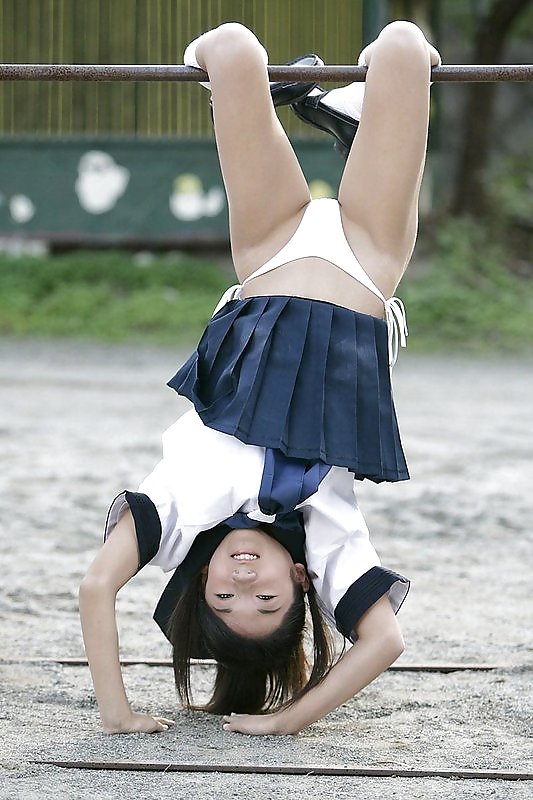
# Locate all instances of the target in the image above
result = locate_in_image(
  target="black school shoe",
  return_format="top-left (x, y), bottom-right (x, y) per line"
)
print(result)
top-left (270, 53), bottom-right (324, 107)
top-left (291, 89), bottom-right (360, 159)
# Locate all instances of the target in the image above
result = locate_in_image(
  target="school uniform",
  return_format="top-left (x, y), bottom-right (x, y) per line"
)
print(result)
top-left (105, 198), bottom-right (410, 646)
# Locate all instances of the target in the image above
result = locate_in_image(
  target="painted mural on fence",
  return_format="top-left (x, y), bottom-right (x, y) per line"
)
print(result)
top-left (0, 138), bottom-right (340, 243)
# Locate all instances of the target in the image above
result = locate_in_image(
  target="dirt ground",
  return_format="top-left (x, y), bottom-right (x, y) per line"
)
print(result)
top-left (0, 339), bottom-right (532, 800)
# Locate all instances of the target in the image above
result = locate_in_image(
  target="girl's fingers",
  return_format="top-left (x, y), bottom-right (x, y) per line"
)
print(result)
top-left (154, 717), bottom-right (175, 726)
top-left (143, 715), bottom-right (174, 732)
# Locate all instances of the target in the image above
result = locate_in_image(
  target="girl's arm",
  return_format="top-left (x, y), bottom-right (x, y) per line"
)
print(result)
top-left (79, 511), bottom-right (174, 733)
top-left (222, 595), bottom-right (403, 735)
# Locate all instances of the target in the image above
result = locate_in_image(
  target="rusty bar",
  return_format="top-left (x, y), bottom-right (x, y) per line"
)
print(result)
top-left (32, 760), bottom-right (533, 780)
top-left (1, 657), bottom-right (507, 671)
top-left (0, 64), bottom-right (531, 82)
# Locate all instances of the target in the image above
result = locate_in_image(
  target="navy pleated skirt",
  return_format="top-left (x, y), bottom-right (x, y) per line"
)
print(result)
top-left (168, 295), bottom-right (409, 483)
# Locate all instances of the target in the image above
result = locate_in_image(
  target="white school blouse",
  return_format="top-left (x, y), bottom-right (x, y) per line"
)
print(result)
top-left (106, 409), bottom-right (408, 638)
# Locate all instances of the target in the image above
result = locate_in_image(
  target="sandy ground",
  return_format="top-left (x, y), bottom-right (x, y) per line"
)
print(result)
top-left (0, 339), bottom-right (532, 800)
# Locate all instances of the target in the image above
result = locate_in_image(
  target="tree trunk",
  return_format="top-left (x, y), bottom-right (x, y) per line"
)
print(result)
top-left (451, 0), bottom-right (531, 217)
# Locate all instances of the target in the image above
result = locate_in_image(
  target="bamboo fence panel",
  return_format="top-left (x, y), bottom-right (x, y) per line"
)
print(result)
top-left (0, 0), bottom-right (364, 136)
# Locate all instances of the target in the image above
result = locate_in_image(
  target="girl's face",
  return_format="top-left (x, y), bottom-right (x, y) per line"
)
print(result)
top-left (204, 528), bottom-right (308, 637)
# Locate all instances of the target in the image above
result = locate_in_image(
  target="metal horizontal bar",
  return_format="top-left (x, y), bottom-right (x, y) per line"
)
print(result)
top-left (0, 64), bottom-right (531, 82)
top-left (2, 657), bottom-right (507, 672)
top-left (32, 760), bottom-right (533, 780)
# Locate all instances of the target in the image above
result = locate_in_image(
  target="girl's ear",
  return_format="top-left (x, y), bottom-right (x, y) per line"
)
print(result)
top-left (292, 563), bottom-right (310, 592)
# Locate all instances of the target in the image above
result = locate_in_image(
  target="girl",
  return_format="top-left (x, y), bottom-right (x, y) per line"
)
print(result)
top-left (79, 20), bottom-right (440, 736)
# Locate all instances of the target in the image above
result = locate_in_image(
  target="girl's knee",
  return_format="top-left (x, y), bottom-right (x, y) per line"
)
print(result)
top-left (213, 22), bottom-right (256, 42)
top-left (375, 21), bottom-right (430, 66)
top-left (200, 23), bottom-right (265, 69)
top-left (378, 20), bottom-right (428, 52)
top-left (380, 20), bottom-right (425, 40)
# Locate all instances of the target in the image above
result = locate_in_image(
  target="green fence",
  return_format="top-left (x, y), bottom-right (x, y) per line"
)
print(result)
top-left (0, 0), bottom-right (436, 244)
top-left (0, 136), bottom-right (345, 244)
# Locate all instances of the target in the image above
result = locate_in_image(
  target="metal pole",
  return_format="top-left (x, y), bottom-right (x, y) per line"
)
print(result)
top-left (0, 64), bottom-right (531, 82)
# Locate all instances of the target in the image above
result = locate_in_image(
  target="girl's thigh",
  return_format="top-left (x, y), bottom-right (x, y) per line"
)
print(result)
top-left (197, 25), bottom-right (310, 266)
top-left (338, 25), bottom-right (431, 273)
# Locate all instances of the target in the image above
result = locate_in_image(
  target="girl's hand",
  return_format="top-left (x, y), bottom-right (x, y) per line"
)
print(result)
top-left (222, 711), bottom-right (291, 736)
top-left (103, 711), bottom-right (175, 735)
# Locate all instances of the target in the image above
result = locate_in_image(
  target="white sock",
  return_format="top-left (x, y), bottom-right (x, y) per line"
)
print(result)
top-left (316, 81), bottom-right (365, 121)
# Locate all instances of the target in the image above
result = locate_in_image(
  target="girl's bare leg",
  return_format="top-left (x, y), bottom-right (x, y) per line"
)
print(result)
top-left (195, 25), bottom-right (310, 278)
top-left (337, 22), bottom-right (437, 290)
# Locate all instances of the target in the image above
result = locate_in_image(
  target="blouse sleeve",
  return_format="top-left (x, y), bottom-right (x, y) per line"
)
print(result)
top-left (300, 467), bottom-right (409, 640)
top-left (103, 409), bottom-right (268, 572)
top-left (104, 490), bottom-right (162, 570)
top-left (103, 456), bottom-right (184, 572)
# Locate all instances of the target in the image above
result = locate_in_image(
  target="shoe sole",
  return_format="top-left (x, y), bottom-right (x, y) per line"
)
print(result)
top-left (291, 101), bottom-right (358, 155)
top-left (271, 53), bottom-right (324, 108)
top-left (271, 82), bottom-right (319, 107)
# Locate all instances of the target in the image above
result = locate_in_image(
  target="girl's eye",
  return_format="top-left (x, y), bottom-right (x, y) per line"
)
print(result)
top-left (215, 593), bottom-right (234, 599)
top-left (256, 595), bottom-right (276, 601)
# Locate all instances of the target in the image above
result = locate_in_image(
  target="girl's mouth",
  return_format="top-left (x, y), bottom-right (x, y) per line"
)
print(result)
top-left (231, 552), bottom-right (259, 560)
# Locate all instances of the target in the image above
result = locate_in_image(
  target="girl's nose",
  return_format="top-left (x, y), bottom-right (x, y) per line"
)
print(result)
top-left (232, 568), bottom-right (257, 583)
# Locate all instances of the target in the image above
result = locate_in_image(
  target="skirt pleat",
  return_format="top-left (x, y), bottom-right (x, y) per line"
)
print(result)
top-left (286, 300), bottom-right (330, 458)
top-left (325, 304), bottom-right (358, 464)
top-left (356, 314), bottom-right (384, 478)
top-left (167, 296), bottom-right (409, 483)
top-left (235, 298), bottom-right (307, 443)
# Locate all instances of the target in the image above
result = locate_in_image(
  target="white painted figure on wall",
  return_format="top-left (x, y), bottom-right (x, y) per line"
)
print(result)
top-left (8, 194), bottom-right (36, 224)
top-left (0, 191), bottom-right (36, 224)
top-left (169, 173), bottom-right (225, 221)
top-left (75, 151), bottom-right (130, 214)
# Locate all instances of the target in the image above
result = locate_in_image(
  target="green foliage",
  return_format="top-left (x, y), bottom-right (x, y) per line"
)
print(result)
top-left (486, 153), bottom-right (533, 221)
top-left (401, 217), bottom-right (533, 351)
top-left (1, 226), bottom-right (531, 351)
top-left (0, 251), bottom-right (230, 344)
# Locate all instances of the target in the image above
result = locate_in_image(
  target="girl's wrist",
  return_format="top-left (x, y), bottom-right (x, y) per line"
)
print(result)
top-left (100, 703), bottom-right (133, 732)
top-left (272, 705), bottom-right (301, 735)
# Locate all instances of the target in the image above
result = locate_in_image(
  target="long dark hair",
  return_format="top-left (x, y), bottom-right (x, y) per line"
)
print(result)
top-left (168, 570), bottom-right (335, 715)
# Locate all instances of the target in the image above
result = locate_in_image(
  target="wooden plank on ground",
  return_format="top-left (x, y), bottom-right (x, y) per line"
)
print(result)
top-left (3, 658), bottom-right (508, 672)
top-left (32, 760), bottom-right (533, 781)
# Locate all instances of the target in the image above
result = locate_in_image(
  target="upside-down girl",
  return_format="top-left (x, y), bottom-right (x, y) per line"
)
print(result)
top-left (79, 20), bottom-right (440, 735)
